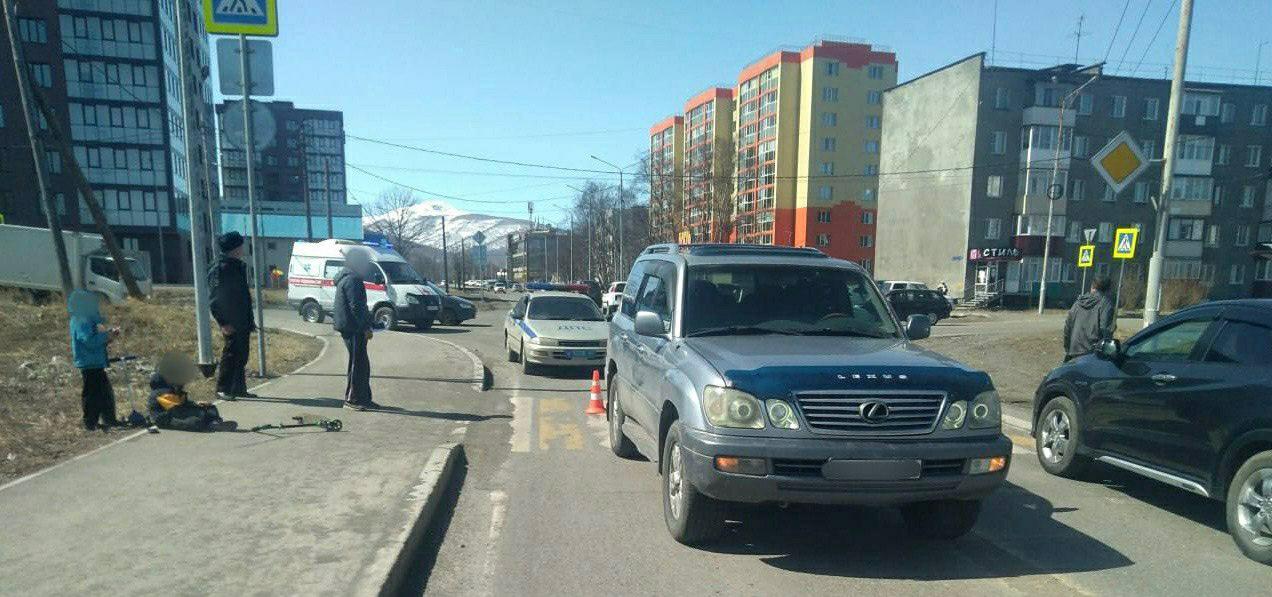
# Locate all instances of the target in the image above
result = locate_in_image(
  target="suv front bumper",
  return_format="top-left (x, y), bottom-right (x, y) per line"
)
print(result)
top-left (679, 427), bottom-right (1011, 506)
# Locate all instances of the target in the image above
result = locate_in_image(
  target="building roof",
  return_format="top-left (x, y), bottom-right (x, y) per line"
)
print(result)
top-left (649, 115), bottom-right (684, 135)
top-left (684, 87), bottom-right (734, 112)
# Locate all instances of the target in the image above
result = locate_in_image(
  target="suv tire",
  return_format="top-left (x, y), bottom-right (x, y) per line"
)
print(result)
top-left (373, 305), bottom-right (397, 331)
top-left (1035, 396), bottom-right (1090, 478)
top-left (607, 380), bottom-right (638, 458)
top-left (300, 300), bottom-right (325, 323)
top-left (1226, 450), bottom-right (1272, 565)
top-left (901, 499), bottom-right (981, 540)
top-left (662, 421), bottom-right (725, 545)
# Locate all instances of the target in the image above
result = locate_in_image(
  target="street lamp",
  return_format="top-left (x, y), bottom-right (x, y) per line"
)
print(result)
top-left (590, 155), bottom-right (625, 277)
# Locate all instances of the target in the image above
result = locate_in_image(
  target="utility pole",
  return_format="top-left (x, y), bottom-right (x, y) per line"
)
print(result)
top-left (239, 34), bottom-right (266, 376)
top-left (569, 213), bottom-right (574, 281)
top-left (175, 0), bottom-right (213, 368)
top-left (1072, 14), bottom-right (1085, 63)
top-left (1257, 41), bottom-right (1269, 85)
top-left (440, 215), bottom-right (449, 292)
top-left (1144, 0), bottom-right (1194, 327)
top-left (300, 124), bottom-right (313, 241)
top-left (323, 156), bottom-right (334, 239)
top-left (4, 0), bottom-right (72, 295)
top-left (459, 237), bottom-right (466, 287)
top-left (554, 230), bottom-right (559, 282)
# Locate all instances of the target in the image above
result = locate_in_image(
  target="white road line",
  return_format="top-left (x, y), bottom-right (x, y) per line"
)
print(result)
top-left (510, 396), bottom-right (532, 453)
top-left (478, 489), bottom-right (508, 597)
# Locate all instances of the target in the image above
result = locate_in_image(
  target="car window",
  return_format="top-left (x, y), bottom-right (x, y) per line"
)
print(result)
top-left (323, 260), bottom-right (344, 279)
top-left (1125, 319), bottom-right (1213, 362)
top-left (1204, 321), bottom-right (1272, 366)
top-left (89, 257), bottom-right (119, 280)
top-left (620, 262), bottom-right (649, 318)
top-left (634, 267), bottom-right (674, 321)
top-left (512, 296), bottom-right (528, 319)
top-left (528, 297), bottom-right (604, 321)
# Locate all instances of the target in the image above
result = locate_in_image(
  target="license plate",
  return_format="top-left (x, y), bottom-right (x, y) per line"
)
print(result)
top-left (821, 459), bottom-right (922, 481)
top-left (564, 350), bottom-right (595, 359)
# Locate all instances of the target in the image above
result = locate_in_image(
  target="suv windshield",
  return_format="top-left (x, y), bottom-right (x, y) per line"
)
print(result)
top-left (379, 262), bottom-right (424, 284)
top-left (683, 265), bottom-right (899, 338)
top-left (528, 297), bottom-right (604, 321)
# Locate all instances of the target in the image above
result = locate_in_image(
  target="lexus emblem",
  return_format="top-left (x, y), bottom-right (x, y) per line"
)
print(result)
top-left (859, 401), bottom-right (891, 424)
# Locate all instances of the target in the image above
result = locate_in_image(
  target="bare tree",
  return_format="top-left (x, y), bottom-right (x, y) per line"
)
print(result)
top-left (363, 187), bottom-right (427, 256)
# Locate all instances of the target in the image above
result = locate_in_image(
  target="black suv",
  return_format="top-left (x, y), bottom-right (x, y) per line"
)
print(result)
top-left (888, 288), bottom-right (953, 323)
top-left (1033, 299), bottom-right (1272, 564)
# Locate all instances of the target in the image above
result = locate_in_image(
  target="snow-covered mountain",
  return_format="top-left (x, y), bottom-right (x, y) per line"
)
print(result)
top-left (363, 200), bottom-right (531, 251)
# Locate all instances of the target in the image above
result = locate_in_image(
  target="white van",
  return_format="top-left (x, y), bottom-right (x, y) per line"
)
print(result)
top-left (287, 239), bottom-right (441, 330)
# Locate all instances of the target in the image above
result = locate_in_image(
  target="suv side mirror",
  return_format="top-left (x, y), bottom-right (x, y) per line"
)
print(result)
top-left (634, 310), bottom-right (667, 337)
top-left (905, 314), bottom-right (932, 341)
top-left (1096, 338), bottom-right (1121, 361)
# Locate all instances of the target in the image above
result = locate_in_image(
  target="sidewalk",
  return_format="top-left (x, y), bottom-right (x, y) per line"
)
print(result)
top-left (0, 311), bottom-right (496, 596)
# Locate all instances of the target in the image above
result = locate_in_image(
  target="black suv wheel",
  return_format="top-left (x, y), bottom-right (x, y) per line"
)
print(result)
top-left (1226, 450), bottom-right (1272, 565)
top-left (901, 499), bottom-right (981, 540)
top-left (1035, 395), bottom-right (1090, 478)
top-left (662, 421), bottom-right (725, 545)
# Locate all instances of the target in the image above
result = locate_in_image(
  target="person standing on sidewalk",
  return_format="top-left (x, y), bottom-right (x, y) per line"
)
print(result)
top-left (208, 231), bottom-right (257, 400)
top-left (333, 247), bottom-right (377, 410)
top-left (1063, 276), bottom-right (1116, 362)
top-left (68, 290), bottom-right (120, 430)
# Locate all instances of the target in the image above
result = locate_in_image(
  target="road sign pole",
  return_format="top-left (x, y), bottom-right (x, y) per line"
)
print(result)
top-left (176, 0), bottom-right (214, 368)
top-left (1081, 267), bottom-right (1089, 296)
top-left (1115, 260), bottom-right (1126, 319)
top-left (240, 34), bottom-right (267, 377)
top-left (1144, 0), bottom-right (1194, 327)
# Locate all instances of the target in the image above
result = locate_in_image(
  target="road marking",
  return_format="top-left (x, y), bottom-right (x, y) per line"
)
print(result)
top-left (537, 398), bottom-right (583, 451)
top-left (414, 335), bottom-right (486, 391)
top-left (510, 396), bottom-right (532, 453)
top-left (479, 489), bottom-right (507, 596)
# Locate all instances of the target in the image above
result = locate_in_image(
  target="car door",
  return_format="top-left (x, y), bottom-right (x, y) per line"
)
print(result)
top-left (627, 261), bottom-right (676, 431)
top-left (1084, 313), bottom-right (1219, 472)
top-left (320, 260), bottom-right (344, 312)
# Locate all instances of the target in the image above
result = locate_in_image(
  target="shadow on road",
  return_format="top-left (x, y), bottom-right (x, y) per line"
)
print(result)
top-left (698, 481), bottom-right (1132, 580)
top-left (1089, 464), bottom-right (1227, 534)
top-left (235, 395), bottom-right (509, 422)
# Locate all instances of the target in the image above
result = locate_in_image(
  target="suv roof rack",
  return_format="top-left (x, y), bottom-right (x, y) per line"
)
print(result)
top-left (640, 243), bottom-right (828, 258)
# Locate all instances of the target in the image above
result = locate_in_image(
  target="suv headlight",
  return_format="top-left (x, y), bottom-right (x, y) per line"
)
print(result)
top-left (765, 399), bottom-right (799, 430)
top-left (703, 386), bottom-right (765, 429)
top-left (941, 401), bottom-right (967, 430)
top-left (969, 390), bottom-right (1001, 429)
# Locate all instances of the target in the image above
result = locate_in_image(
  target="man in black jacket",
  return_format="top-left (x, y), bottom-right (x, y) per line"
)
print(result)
top-left (333, 247), bottom-right (376, 410)
top-left (208, 231), bottom-right (256, 400)
top-left (1063, 276), bottom-right (1117, 361)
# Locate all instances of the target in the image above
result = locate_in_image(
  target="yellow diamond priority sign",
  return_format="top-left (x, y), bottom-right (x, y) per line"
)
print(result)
top-left (1091, 131), bottom-right (1149, 194)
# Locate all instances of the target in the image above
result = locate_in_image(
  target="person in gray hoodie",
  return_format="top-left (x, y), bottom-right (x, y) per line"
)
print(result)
top-left (333, 247), bottom-right (377, 410)
top-left (1063, 276), bottom-right (1116, 361)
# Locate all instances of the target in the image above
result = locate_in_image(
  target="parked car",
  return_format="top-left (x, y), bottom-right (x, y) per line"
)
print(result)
top-left (602, 281), bottom-right (626, 315)
top-left (888, 288), bottom-right (952, 323)
top-left (425, 280), bottom-right (477, 326)
top-left (607, 243), bottom-right (1010, 545)
top-left (287, 239), bottom-right (440, 330)
top-left (511, 283), bottom-right (525, 292)
top-left (494, 283), bottom-right (507, 293)
top-left (877, 280), bottom-right (930, 293)
top-left (1032, 299), bottom-right (1272, 565)
top-left (505, 291), bottom-right (608, 375)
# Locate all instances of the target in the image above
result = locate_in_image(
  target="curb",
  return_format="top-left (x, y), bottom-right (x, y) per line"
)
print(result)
top-left (421, 336), bottom-right (489, 391)
top-left (358, 442), bottom-right (465, 597)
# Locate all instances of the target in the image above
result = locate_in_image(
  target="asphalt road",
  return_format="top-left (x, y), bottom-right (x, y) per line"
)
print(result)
top-left (422, 306), bottom-right (1270, 596)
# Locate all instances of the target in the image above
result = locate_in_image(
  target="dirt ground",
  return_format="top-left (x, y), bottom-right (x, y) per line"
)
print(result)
top-left (0, 290), bottom-right (321, 482)
top-left (921, 324), bottom-right (1062, 406)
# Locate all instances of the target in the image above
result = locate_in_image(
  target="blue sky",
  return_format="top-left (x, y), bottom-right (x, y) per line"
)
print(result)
top-left (227, 0), bottom-right (1272, 221)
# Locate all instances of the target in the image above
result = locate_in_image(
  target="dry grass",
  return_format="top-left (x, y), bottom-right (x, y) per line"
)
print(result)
top-left (0, 289), bottom-right (321, 482)
top-left (922, 329), bottom-right (1062, 406)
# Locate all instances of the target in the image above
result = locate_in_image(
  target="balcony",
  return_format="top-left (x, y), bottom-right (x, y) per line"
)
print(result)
top-left (1174, 158), bottom-right (1212, 176)
top-left (1165, 240), bottom-right (1204, 258)
top-left (1023, 106), bottom-right (1075, 128)
top-left (1169, 199), bottom-right (1213, 218)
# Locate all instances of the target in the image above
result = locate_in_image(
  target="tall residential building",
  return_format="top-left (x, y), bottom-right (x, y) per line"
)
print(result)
top-left (682, 87), bottom-right (734, 242)
top-left (0, 0), bottom-right (216, 282)
top-left (876, 54), bottom-right (1272, 305)
top-left (733, 40), bottom-right (896, 268)
top-left (506, 228), bottom-right (572, 283)
top-left (215, 100), bottom-right (362, 272)
top-left (648, 115), bottom-right (683, 242)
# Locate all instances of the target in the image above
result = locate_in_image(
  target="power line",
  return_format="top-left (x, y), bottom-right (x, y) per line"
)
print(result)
top-left (1130, 0), bottom-right (1179, 77)
top-left (347, 134), bottom-right (612, 174)
top-left (347, 162), bottom-right (577, 206)
top-left (1116, 0), bottom-right (1154, 72)
top-left (1103, 1), bottom-right (1132, 62)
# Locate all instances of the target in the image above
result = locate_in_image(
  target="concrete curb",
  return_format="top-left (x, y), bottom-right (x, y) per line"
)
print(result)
top-left (421, 335), bottom-right (489, 391)
top-left (1002, 412), bottom-right (1033, 434)
top-left (357, 442), bottom-right (465, 597)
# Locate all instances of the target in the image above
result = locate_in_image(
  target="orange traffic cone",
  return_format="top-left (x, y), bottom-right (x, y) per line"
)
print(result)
top-left (585, 370), bottom-right (606, 415)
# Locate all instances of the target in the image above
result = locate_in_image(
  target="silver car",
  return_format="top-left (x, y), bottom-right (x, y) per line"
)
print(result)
top-left (505, 291), bottom-right (608, 375)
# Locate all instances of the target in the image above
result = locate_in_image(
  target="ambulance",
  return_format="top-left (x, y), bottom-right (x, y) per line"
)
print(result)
top-left (286, 239), bottom-right (441, 330)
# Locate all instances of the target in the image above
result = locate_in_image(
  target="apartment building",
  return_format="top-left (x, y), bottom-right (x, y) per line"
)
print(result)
top-left (733, 40), bottom-right (896, 267)
top-left (876, 53), bottom-right (1272, 305)
top-left (682, 87), bottom-right (734, 243)
top-left (648, 115), bottom-right (683, 243)
top-left (507, 228), bottom-right (572, 283)
top-left (216, 100), bottom-right (362, 272)
top-left (0, 0), bottom-right (216, 282)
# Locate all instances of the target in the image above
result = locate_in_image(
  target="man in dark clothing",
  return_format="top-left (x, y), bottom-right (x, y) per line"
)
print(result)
top-left (333, 247), bottom-right (377, 410)
top-left (1063, 276), bottom-right (1117, 361)
top-left (208, 231), bottom-right (257, 400)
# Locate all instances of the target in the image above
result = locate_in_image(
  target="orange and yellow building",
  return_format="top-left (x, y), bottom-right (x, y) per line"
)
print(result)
top-left (682, 87), bottom-right (736, 243)
top-left (649, 115), bottom-right (683, 243)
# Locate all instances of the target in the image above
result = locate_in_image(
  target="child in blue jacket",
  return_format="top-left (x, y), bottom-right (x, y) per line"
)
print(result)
top-left (68, 290), bottom-right (120, 430)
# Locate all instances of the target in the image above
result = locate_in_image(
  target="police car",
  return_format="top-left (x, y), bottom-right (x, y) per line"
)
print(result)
top-left (505, 291), bottom-right (608, 375)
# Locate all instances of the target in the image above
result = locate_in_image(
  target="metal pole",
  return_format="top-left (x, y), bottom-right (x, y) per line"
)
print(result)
top-left (324, 156), bottom-right (334, 239)
top-left (554, 231), bottom-right (559, 282)
top-left (1023, 126), bottom-right (1036, 303)
top-left (1080, 266), bottom-right (1089, 298)
top-left (1144, 0), bottom-right (1193, 327)
top-left (1040, 73), bottom-right (1099, 315)
top-left (441, 215), bottom-right (449, 292)
top-left (175, 1), bottom-right (213, 367)
top-left (587, 210), bottom-right (593, 281)
top-left (618, 169), bottom-right (625, 274)
top-left (4, 0), bottom-right (72, 295)
top-left (240, 34), bottom-right (266, 376)
top-left (569, 214), bottom-right (574, 281)
top-left (1114, 259), bottom-right (1126, 317)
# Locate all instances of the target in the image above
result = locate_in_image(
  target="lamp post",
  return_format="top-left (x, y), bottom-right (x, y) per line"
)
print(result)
top-left (590, 155), bottom-right (625, 276)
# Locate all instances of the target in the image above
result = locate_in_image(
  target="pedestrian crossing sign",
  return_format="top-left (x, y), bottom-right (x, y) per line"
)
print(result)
top-left (1113, 228), bottom-right (1139, 259)
top-left (1078, 245), bottom-right (1095, 268)
top-left (203, 0), bottom-right (278, 37)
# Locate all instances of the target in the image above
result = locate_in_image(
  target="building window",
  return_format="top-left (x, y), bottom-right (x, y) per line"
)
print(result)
top-left (867, 90), bottom-right (882, 105)
top-left (1067, 220), bottom-right (1082, 243)
top-left (1206, 224), bottom-right (1220, 247)
top-left (1248, 145), bottom-right (1263, 167)
top-left (1143, 98), bottom-right (1160, 120)
top-left (29, 63), bottom-right (52, 88)
top-left (991, 131), bottom-right (1006, 155)
top-left (820, 112), bottom-right (837, 126)
top-left (1140, 139), bottom-right (1156, 160)
top-left (862, 188), bottom-right (875, 202)
top-left (1176, 135), bottom-right (1214, 161)
top-left (858, 235), bottom-right (873, 248)
top-left (1171, 176), bottom-right (1213, 202)
top-left (819, 162), bottom-right (834, 175)
top-left (1236, 225), bottom-right (1251, 246)
top-left (822, 87), bottom-right (839, 102)
top-left (1182, 92), bottom-right (1221, 116)
top-left (816, 233), bottom-right (831, 247)
top-left (1221, 102), bottom-right (1236, 123)
top-left (867, 65), bottom-right (884, 79)
top-left (818, 185), bottom-right (833, 200)
top-left (1217, 144), bottom-right (1232, 165)
top-left (1253, 104), bottom-right (1268, 126)
top-left (865, 115), bottom-right (880, 129)
top-left (863, 164), bottom-right (878, 176)
top-left (1242, 185), bottom-right (1258, 207)
top-left (817, 210), bottom-right (831, 223)
top-left (1213, 185), bottom-right (1224, 206)
top-left (1168, 218), bottom-right (1204, 241)
top-left (822, 137), bottom-right (836, 151)
top-left (1077, 93), bottom-right (1093, 115)
top-left (1134, 182), bottom-right (1150, 203)
top-left (994, 87), bottom-right (1010, 110)
top-left (825, 61), bottom-right (840, 76)
top-left (1069, 178), bottom-right (1085, 201)
top-left (18, 18), bottom-right (47, 43)
top-left (1099, 222), bottom-right (1113, 243)
top-left (864, 140), bottom-right (879, 154)
top-left (986, 218), bottom-right (1002, 240)
top-left (1231, 264), bottom-right (1246, 285)
top-left (1103, 184), bottom-right (1116, 202)
top-left (861, 211), bottom-right (874, 224)
top-left (987, 175), bottom-right (1003, 198)
top-left (1072, 135), bottom-right (1089, 158)
top-left (1112, 95), bottom-right (1127, 118)
top-left (1260, 261), bottom-right (1272, 282)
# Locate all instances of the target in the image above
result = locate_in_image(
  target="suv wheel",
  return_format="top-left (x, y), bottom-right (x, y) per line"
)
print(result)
top-left (607, 380), bottom-right (638, 458)
top-left (662, 421), bottom-right (725, 545)
top-left (1035, 396), bottom-right (1090, 478)
top-left (300, 300), bottom-right (324, 323)
top-left (1226, 450), bottom-right (1272, 565)
top-left (373, 305), bottom-right (397, 331)
top-left (926, 312), bottom-right (939, 324)
top-left (901, 499), bottom-right (981, 540)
